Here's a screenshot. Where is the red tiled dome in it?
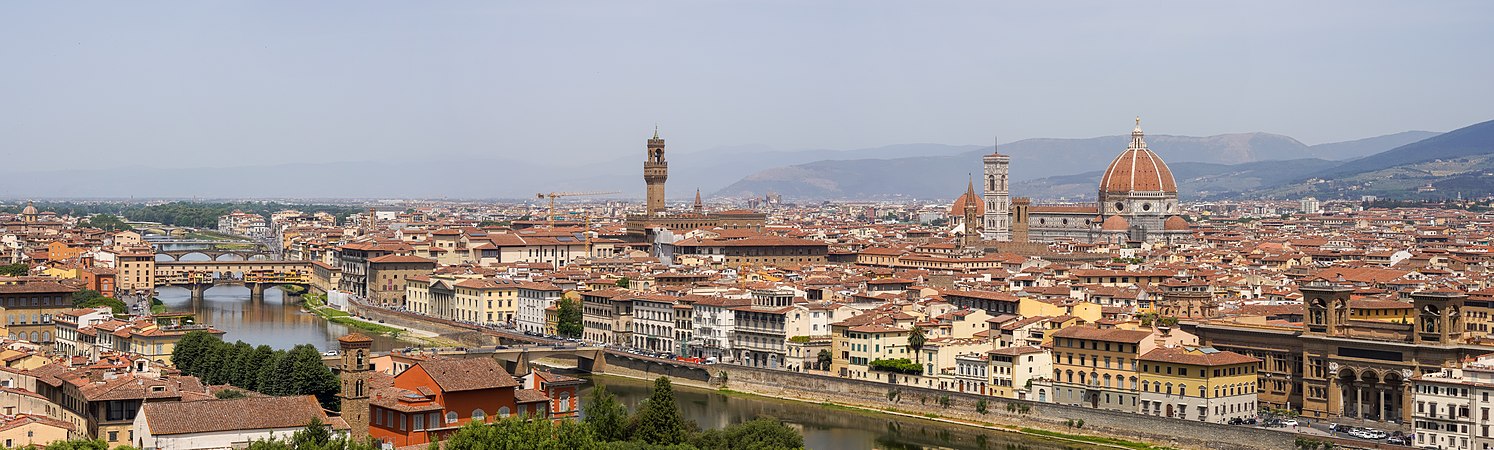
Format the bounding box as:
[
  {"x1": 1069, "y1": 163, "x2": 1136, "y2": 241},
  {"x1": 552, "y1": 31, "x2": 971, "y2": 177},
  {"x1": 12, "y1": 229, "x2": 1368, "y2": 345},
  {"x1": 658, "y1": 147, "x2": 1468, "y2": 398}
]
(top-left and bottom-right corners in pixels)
[
  {"x1": 1164, "y1": 216, "x2": 1191, "y2": 231},
  {"x1": 951, "y1": 191, "x2": 984, "y2": 217},
  {"x1": 1099, "y1": 121, "x2": 1177, "y2": 194},
  {"x1": 1101, "y1": 215, "x2": 1131, "y2": 231}
]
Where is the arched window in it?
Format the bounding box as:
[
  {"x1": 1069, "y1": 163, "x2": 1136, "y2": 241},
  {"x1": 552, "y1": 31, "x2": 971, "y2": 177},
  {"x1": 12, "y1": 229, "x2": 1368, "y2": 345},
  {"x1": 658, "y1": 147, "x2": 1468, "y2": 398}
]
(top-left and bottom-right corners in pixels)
[
  {"x1": 29, "y1": 332, "x2": 37, "y2": 342},
  {"x1": 1179, "y1": 384, "x2": 1187, "y2": 397},
  {"x1": 1165, "y1": 383, "x2": 1173, "y2": 395},
  {"x1": 472, "y1": 409, "x2": 486, "y2": 422},
  {"x1": 355, "y1": 379, "x2": 364, "y2": 397},
  {"x1": 559, "y1": 392, "x2": 572, "y2": 412},
  {"x1": 41, "y1": 331, "x2": 50, "y2": 342},
  {"x1": 356, "y1": 350, "x2": 365, "y2": 368},
  {"x1": 498, "y1": 406, "x2": 511, "y2": 417},
  {"x1": 445, "y1": 411, "x2": 457, "y2": 424}
]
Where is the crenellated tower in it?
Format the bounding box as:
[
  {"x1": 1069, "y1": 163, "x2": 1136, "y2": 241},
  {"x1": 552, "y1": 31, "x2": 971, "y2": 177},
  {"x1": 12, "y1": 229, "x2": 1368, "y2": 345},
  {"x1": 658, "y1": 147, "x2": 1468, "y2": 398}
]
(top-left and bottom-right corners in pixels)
[{"x1": 644, "y1": 127, "x2": 669, "y2": 215}]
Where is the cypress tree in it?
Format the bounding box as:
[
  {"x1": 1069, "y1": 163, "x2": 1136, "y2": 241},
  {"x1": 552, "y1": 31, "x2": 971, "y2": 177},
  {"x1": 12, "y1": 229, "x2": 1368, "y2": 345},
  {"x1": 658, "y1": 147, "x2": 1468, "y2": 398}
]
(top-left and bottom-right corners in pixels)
[{"x1": 630, "y1": 377, "x2": 689, "y2": 445}]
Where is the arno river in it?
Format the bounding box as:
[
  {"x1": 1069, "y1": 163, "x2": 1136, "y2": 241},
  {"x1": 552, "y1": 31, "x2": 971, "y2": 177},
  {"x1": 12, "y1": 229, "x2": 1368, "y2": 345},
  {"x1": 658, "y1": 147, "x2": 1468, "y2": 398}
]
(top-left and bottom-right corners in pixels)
[
  {"x1": 588, "y1": 375, "x2": 1099, "y2": 450},
  {"x1": 156, "y1": 285, "x2": 402, "y2": 352},
  {"x1": 161, "y1": 286, "x2": 1092, "y2": 450}
]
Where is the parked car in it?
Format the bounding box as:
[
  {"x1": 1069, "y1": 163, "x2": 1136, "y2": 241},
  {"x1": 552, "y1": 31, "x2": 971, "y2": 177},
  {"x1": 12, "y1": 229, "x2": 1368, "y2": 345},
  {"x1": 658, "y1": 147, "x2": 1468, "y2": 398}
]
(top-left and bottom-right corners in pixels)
[
  {"x1": 322, "y1": 350, "x2": 339, "y2": 357},
  {"x1": 1281, "y1": 419, "x2": 1299, "y2": 427}
]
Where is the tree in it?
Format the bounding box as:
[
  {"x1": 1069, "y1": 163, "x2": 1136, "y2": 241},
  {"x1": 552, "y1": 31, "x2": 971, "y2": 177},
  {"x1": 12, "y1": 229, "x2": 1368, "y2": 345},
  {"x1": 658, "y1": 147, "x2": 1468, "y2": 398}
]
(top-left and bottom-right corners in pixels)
[
  {"x1": 291, "y1": 418, "x2": 331, "y2": 449},
  {"x1": 215, "y1": 389, "x2": 247, "y2": 399},
  {"x1": 0, "y1": 263, "x2": 31, "y2": 276},
  {"x1": 79, "y1": 214, "x2": 132, "y2": 231},
  {"x1": 223, "y1": 341, "x2": 256, "y2": 387},
  {"x1": 242, "y1": 345, "x2": 276, "y2": 391},
  {"x1": 71, "y1": 289, "x2": 128, "y2": 314},
  {"x1": 816, "y1": 350, "x2": 832, "y2": 371},
  {"x1": 615, "y1": 277, "x2": 631, "y2": 289},
  {"x1": 691, "y1": 416, "x2": 803, "y2": 450},
  {"x1": 256, "y1": 350, "x2": 288, "y2": 396},
  {"x1": 584, "y1": 385, "x2": 630, "y2": 442},
  {"x1": 556, "y1": 298, "x2": 584, "y2": 338},
  {"x1": 171, "y1": 331, "x2": 214, "y2": 374},
  {"x1": 908, "y1": 326, "x2": 927, "y2": 354},
  {"x1": 630, "y1": 377, "x2": 690, "y2": 446},
  {"x1": 45, "y1": 440, "x2": 109, "y2": 450},
  {"x1": 444, "y1": 418, "x2": 603, "y2": 450},
  {"x1": 284, "y1": 344, "x2": 340, "y2": 410}
]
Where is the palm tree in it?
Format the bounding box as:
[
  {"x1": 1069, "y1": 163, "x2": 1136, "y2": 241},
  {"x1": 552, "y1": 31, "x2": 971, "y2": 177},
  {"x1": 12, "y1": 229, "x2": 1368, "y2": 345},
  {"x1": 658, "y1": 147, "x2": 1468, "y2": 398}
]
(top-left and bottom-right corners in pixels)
[{"x1": 909, "y1": 325, "x2": 927, "y2": 354}]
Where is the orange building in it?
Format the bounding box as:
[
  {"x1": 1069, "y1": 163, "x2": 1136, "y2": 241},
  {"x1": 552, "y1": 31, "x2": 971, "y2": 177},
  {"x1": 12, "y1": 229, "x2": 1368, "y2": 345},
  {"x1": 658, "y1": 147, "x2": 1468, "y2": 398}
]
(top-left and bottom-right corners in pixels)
[
  {"x1": 45, "y1": 242, "x2": 85, "y2": 262},
  {"x1": 521, "y1": 370, "x2": 584, "y2": 419},
  {"x1": 368, "y1": 358, "x2": 549, "y2": 447},
  {"x1": 77, "y1": 268, "x2": 117, "y2": 297}
]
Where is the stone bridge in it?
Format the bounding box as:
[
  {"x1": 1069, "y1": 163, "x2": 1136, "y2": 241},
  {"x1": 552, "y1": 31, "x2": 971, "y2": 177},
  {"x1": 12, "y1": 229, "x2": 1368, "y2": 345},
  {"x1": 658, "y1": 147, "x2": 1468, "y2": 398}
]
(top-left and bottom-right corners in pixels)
[
  {"x1": 155, "y1": 261, "x2": 312, "y2": 300},
  {"x1": 326, "y1": 345, "x2": 608, "y2": 376},
  {"x1": 441, "y1": 346, "x2": 608, "y2": 375},
  {"x1": 152, "y1": 241, "x2": 273, "y2": 262}
]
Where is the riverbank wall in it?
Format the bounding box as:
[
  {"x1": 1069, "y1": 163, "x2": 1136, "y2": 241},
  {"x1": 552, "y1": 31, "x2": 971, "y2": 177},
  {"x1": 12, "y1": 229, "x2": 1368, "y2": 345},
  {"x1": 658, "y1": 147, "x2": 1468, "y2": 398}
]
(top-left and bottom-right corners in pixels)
[
  {"x1": 345, "y1": 302, "x2": 498, "y2": 346},
  {"x1": 603, "y1": 355, "x2": 1297, "y2": 450}
]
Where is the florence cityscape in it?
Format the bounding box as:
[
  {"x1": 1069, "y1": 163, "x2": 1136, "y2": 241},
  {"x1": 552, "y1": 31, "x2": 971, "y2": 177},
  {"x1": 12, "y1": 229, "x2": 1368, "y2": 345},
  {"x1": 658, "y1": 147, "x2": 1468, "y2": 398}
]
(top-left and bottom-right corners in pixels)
[{"x1": 3, "y1": 2, "x2": 1494, "y2": 450}]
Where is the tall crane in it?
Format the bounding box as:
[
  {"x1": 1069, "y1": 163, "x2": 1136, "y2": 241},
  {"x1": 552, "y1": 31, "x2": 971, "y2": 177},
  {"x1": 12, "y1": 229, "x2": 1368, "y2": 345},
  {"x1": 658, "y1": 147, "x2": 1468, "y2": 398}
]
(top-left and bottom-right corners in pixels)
[{"x1": 536, "y1": 191, "x2": 619, "y2": 229}]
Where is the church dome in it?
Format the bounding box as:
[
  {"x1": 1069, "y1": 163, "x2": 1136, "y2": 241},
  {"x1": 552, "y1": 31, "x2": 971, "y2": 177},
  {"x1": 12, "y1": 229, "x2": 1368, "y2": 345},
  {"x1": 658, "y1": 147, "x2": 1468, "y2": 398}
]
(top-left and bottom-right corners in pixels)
[
  {"x1": 1164, "y1": 215, "x2": 1191, "y2": 231},
  {"x1": 1099, "y1": 119, "x2": 1177, "y2": 194},
  {"x1": 20, "y1": 201, "x2": 37, "y2": 216},
  {"x1": 951, "y1": 191, "x2": 984, "y2": 217},
  {"x1": 1101, "y1": 215, "x2": 1131, "y2": 231}
]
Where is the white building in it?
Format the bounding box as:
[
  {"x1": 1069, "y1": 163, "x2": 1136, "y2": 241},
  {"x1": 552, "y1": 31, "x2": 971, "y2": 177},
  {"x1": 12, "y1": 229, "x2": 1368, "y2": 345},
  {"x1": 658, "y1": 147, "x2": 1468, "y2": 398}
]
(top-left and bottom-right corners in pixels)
[
  {"x1": 689, "y1": 295, "x2": 750, "y2": 362},
  {"x1": 988, "y1": 345, "x2": 1053, "y2": 401},
  {"x1": 631, "y1": 294, "x2": 678, "y2": 353},
  {"x1": 1300, "y1": 197, "x2": 1321, "y2": 215},
  {"x1": 514, "y1": 283, "x2": 563, "y2": 334},
  {"x1": 1411, "y1": 356, "x2": 1494, "y2": 450}
]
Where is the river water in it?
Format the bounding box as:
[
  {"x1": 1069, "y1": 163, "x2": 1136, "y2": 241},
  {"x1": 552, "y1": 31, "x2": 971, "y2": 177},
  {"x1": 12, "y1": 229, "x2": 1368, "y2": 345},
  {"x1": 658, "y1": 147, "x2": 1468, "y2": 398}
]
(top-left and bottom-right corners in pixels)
[
  {"x1": 585, "y1": 375, "x2": 1096, "y2": 450},
  {"x1": 156, "y1": 286, "x2": 401, "y2": 352},
  {"x1": 159, "y1": 286, "x2": 1086, "y2": 450}
]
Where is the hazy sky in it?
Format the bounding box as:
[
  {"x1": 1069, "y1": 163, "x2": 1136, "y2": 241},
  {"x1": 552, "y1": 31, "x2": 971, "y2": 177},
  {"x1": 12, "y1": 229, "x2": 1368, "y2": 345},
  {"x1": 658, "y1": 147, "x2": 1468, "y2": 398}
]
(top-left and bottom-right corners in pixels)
[{"x1": 3, "y1": 1, "x2": 1492, "y2": 170}]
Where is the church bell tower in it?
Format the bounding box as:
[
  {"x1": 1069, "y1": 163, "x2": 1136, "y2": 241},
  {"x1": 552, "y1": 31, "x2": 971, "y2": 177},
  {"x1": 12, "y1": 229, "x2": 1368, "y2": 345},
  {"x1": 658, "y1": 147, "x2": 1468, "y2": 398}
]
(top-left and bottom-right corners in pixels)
[
  {"x1": 338, "y1": 333, "x2": 374, "y2": 440},
  {"x1": 644, "y1": 127, "x2": 668, "y2": 215},
  {"x1": 982, "y1": 141, "x2": 1010, "y2": 241}
]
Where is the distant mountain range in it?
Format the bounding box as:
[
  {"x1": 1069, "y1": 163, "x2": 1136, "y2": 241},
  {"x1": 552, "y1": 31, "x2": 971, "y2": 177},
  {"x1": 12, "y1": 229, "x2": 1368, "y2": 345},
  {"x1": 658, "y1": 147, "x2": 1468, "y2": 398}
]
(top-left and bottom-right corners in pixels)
[
  {"x1": 2, "y1": 124, "x2": 1477, "y2": 201},
  {"x1": 713, "y1": 130, "x2": 1443, "y2": 200}
]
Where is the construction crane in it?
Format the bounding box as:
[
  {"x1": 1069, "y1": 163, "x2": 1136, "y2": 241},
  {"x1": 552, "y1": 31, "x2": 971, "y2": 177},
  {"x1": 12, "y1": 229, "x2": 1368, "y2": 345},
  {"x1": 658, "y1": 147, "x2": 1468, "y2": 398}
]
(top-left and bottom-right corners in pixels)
[{"x1": 536, "y1": 191, "x2": 619, "y2": 229}]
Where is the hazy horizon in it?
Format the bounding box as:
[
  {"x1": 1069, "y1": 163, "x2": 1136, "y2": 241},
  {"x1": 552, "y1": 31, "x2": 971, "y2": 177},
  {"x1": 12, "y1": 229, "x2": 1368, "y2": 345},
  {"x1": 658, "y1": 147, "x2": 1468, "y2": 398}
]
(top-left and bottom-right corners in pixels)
[{"x1": 2, "y1": 1, "x2": 1492, "y2": 172}]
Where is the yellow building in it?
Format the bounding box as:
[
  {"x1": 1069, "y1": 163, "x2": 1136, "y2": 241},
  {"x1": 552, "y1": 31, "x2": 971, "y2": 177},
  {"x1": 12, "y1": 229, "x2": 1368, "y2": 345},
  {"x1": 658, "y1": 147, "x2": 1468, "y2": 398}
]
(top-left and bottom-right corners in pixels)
[
  {"x1": 1049, "y1": 325, "x2": 1199, "y2": 412},
  {"x1": 1136, "y1": 346, "x2": 1260, "y2": 424},
  {"x1": 1348, "y1": 298, "x2": 1413, "y2": 323},
  {"x1": 0, "y1": 415, "x2": 74, "y2": 448},
  {"x1": 837, "y1": 324, "x2": 913, "y2": 381}
]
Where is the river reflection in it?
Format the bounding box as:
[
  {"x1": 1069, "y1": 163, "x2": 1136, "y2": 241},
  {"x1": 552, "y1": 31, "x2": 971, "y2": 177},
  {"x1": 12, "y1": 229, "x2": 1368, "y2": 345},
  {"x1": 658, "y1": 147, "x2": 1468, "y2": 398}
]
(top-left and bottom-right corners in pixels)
[
  {"x1": 584, "y1": 375, "x2": 1097, "y2": 450},
  {"x1": 156, "y1": 286, "x2": 400, "y2": 352}
]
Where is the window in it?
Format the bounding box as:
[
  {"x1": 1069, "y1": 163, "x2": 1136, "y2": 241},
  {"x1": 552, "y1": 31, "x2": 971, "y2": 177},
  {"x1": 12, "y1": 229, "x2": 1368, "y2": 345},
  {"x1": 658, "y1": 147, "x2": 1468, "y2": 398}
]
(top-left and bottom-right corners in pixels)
[
  {"x1": 498, "y1": 406, "x2": 511, "y2": 417},
  {"x1": 446, "y1": 411, "x2": 458, "y2": 424},
  {"x1": 414, "y1": 413, "x2": 425, "y2": 431},
  {"x1": 473, "y1": 409, "x2": 486, "y2": 422}
]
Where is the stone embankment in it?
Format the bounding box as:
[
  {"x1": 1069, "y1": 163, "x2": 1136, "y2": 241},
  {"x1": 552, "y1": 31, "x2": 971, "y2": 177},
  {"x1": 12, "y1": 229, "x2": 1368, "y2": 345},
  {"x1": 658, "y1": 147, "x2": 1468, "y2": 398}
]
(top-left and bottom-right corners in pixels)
[{"x1": 603, "y1": 356, "x2": 1299, "y2": 450}]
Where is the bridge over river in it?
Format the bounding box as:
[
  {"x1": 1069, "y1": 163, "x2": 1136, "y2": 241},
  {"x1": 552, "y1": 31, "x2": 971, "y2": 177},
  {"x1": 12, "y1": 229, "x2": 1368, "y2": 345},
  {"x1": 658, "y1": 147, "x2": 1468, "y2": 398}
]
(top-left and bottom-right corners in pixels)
[{"x1": 154, "y1": 260, "x2": 312, "y2": 301}]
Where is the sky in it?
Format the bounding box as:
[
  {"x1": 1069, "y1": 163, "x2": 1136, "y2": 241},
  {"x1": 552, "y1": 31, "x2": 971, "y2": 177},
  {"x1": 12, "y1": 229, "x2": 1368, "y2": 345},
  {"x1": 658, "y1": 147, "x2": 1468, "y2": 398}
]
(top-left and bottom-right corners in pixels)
[{"x1": 2, "y1": 1, "x2": 1492, "y2": 171}]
